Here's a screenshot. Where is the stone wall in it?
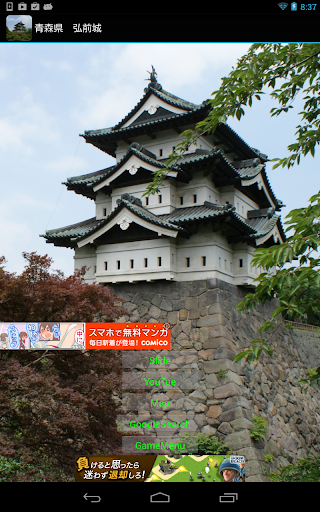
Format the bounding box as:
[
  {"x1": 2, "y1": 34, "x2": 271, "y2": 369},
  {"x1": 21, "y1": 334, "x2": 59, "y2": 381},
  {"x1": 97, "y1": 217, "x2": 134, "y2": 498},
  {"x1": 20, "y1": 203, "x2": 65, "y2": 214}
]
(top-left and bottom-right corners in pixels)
[{"x1": 110, "y1": 278, "x2": 320, "y2": 482}]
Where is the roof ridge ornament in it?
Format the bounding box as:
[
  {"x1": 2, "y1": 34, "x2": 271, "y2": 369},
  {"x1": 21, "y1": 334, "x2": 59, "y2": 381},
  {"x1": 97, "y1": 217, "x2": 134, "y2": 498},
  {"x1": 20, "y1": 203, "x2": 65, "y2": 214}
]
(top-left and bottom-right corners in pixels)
[{"x1": 145, "y1": 65, "x2": 162, "y2": 91}]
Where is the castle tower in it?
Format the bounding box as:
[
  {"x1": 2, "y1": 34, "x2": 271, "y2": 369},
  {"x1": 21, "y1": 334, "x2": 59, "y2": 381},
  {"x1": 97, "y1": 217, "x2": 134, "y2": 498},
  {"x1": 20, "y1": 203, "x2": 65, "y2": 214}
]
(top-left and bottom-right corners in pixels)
[{"x1": 41, "y1": 69, "x2": 285, "y2": 286}]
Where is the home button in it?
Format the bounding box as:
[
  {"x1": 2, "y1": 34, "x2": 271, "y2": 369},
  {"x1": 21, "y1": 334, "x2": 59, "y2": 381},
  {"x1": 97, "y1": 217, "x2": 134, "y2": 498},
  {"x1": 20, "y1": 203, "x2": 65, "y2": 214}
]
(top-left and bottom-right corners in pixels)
[{"x1": 150, "y1": 492, "x2": 170, "y2": 503}]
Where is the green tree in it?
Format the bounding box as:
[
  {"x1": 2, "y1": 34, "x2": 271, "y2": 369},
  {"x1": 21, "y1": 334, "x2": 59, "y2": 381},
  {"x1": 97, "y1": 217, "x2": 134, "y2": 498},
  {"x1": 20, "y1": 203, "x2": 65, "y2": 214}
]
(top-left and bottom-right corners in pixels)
[
  {"x1": 269, "y1": 455, "x2": 320, "y2": 482},
  {"x1": 147, "y1": 43, "x2": 320, "y2": 387}
]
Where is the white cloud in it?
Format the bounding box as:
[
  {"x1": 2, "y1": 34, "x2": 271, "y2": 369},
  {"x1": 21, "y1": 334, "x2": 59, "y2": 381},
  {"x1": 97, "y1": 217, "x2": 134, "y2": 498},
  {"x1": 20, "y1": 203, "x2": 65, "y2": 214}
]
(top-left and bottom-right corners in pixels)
[
  {"x1": 74, "y1": 43, "x2": 252, "y2": 128},
  {"x1": 6, "y1": 14, "x2": 32, "y2": 30}
]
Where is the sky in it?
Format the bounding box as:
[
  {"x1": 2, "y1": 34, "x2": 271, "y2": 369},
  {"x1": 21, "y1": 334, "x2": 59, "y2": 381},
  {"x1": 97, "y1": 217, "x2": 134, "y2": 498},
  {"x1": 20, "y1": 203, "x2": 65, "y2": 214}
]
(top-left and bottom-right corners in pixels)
[
  {"x1": 6, "y1": 15, "x2": 32, "y2": 30},
  {"x1": 0, "y1": 42, "x2": 319, "y2": 277}
]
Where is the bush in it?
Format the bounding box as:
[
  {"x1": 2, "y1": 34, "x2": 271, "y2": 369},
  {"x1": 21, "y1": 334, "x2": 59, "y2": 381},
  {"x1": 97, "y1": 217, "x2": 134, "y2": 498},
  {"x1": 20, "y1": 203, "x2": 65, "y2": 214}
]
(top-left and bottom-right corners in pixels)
[
  {"x1": 269, "y1": 455, "x2": 320, "y2": 482},
  {"x1": 250, "y1": 416, "x2": 268, "y2": 441}
]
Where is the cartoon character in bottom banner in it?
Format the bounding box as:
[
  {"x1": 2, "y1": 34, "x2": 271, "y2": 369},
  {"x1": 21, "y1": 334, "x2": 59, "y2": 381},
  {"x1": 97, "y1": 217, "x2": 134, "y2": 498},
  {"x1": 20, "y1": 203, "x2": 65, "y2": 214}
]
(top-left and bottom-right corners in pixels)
[{"x1": 219, "y1": 459, "x2": 242, "y2": 482}]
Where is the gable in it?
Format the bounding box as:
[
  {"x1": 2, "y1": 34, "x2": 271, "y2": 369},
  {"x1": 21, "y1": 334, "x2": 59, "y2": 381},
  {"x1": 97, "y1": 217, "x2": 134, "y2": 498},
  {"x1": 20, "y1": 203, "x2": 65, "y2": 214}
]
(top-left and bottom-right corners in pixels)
[
  {"x1": 77, "y1": 205, "x2": 180, "y2": 248},
  {"x1": 121, "y1": 93, "x2": 189, "y2": 128},
  {"x1": 93, "y1": 153, "x2": 178, "y2": 192}
]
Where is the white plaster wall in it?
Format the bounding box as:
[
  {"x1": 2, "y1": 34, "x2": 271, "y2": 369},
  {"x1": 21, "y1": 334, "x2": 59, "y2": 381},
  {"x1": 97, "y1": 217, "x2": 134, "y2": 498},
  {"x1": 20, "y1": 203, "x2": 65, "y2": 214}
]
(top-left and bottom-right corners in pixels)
[
  {"x1": 95, "y1": 192, "x2": 112, "y2": 219},
  {"x1": 74, "y1": 246, "x2": 97, "y2": 283}
]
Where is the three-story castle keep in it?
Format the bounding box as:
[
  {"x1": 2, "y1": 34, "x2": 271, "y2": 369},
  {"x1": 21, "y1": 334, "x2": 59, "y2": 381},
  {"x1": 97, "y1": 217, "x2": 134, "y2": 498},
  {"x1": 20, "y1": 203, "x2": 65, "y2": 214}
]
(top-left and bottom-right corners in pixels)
[{"x1": 42, "y1": 69, "x2": 285, "y2": 285}]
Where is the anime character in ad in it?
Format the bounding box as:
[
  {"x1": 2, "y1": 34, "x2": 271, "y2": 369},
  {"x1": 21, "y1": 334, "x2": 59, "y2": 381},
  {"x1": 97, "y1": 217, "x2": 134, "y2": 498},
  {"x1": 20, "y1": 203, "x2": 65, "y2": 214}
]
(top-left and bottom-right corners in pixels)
[{"x1": 0, "y1": 323, "x2": 85, "y2": 349}]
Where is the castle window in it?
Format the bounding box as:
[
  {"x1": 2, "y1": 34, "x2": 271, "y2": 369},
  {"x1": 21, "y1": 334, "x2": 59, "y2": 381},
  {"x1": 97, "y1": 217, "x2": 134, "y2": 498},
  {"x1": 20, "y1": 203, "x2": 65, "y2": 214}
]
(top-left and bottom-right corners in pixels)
[
  {"x1": 172, "y1": 146, "x2": 176, "y2": 153},
  {"x1": 103, "y1": 208, "x2": 107, "y2": 217},
  {"x1": 158, "y1": 195, "x2": 162, "y2": 204},
  {"x1": 180, "y1": 196, "x2": 184, "y2": 206},
  {"x1": 144, "y1": 258, "x2": 148, "y2": 268},
  {"x1": 158, "y1": 257, "x2": 162, "y2": 267},
  {"x1": 202, "y1": 256, "x2": 206, "y2": 266},
  {"x1": 104, "y1": 262, "x2": 108, "y2": 271},
  {"x1": 117, "y1": 260, "x2": 120, "y2": 270},
  {"x1": 145, "y1": 197, "x2": 149, "y2": 206},
  {"x1": 239, "y1": 259, "x2": 243, "y2": 268},
  {"x1": 159, "y1": 149, "x2": 163, "y2": 157},
  {"x1": 130, "y1": 259, "x2": 134, "y2": 269},
  {"x1": 193, "y1": 194, "x2": 197, "y2": 204},
  {"x1": 186, "y1": 257, "x2": 190, "y2": 267}
]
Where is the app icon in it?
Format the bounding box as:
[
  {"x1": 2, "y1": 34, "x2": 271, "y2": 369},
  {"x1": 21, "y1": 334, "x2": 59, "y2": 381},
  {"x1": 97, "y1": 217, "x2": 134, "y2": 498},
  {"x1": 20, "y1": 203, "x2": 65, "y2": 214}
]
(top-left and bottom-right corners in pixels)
[
  {"x1": 291, "y1": 2, "x2": 297, "y2": 9},
  {"x1": 6, "y1": 2, "x2": 14, "y2": 10},
  {"x1": 18, "y1": 2, "x2": 27, "y2": 9},
  {"x1": 31, "y1": 2, "x2": 40, "y2": 9}
]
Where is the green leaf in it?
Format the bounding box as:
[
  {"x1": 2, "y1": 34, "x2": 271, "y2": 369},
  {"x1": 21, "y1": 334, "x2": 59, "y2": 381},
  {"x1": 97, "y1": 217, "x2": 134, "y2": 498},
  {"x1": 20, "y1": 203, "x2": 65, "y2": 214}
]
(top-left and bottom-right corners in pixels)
[{"x1": 233, "y1": 350, "x2": 251, "y2": 363}]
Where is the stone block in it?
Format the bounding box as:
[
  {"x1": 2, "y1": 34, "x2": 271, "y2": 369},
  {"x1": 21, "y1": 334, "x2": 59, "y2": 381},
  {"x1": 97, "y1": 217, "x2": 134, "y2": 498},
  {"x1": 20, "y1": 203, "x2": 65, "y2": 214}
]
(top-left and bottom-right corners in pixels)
[
  {"x1": 214, "y1": 347, "x2": 236, "y2": 360},
  {"x1": 179, "y1": 309, "x2": 188, "y2": 320},
  {"x1": 167, "y1": 311, "x2": 178, "y2": 325},
  {"x1": 218, "y1": 422, "x2": 234, "y2": 435},
  {"x1": 189, "y1": 309, "x2": 201, "y2": 320},
  {"x1": 171, "y1": 323, "x2": 182, "y2": 337},
  {"x1": 204, "y1": 358, "x2": 237, "y2": 374},
  {"x1": 159, "y1": 299, "x2": 173, "y2": 312},
  {"x1": 222, "y1": 396, "x2": 251, "y2": 411},
  {"x1": 194, "y1": 413, "x2": 206, "y2": 426},
  {"x1": 224, "y1": 430, "x2": 252, "y2": 451},
  {"x1": 151, "y1": 293, "x2": 162, "y2": 307},
  {"x1": 214, "y1": 382, "x2": 241, "y2": 399},
  {"x1": 201, "y1": 425, "x2": 217, "y2": 435},
  {"x1": 167, "y1": 410, "x2": 187, "y2": 423},
  {"x1": 203, "y1": 336, "x2": 236, "y2": 351},
  {"x1": 175, "y1": 332, "x2": 193, "y2": 348},
  {"x1": 223, "y1": 371, "x2": 243, "y2": 387},
  {"x1": 207, "y1": 405, "x2": 222, "y2": 419},
  {"x1": 198, "y1": 349, "x2": 214, "y2": 361},
  {"x1": 148, "y1": 305, "x2": 161, "y2": 319},
  {"x1": 218, "y1": 407, "x2": 244, "y2": 423},
  {"x1": 205, "y1": 374, "x2": 219, "y2": 387},
  {"x1": 230, "y1": 418, "x2": 252, "y2": 431},
  {"x1": 198, "y1": 289, "x2": 221, "y2": 308},
  {"x1": 185, "y1": 297, "x2": 199, "y2": 310},
  {"x1": 208, "y1": 302, "x2": 223, "y2": 315},
  {"x1": 188, "y1": 390, "x2": 207, "y2": 404},
  {"x1": 197, "y1": 314, "x2": 226, "y2": 327}
]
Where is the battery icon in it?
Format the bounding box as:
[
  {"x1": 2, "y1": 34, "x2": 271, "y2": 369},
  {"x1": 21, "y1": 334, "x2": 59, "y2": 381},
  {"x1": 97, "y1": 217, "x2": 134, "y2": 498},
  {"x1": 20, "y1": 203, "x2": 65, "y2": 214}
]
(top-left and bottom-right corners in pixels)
[{"x1": 291, "y1": 2, "x2": 298, "y2": 9}]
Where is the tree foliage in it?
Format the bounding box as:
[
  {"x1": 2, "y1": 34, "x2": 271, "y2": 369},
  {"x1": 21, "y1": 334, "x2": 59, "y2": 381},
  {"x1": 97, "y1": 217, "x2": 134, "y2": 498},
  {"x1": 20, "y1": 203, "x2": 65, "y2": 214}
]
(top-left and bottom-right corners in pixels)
[
  {"x1": 0, "y1": 252, "x2": 126, "y2": 481},
  {"x1": 6, "y1": 22, "x2": 32, "y2": 42},
  {"x1": 0, "y1": 251, "x2": 125, "y2": 322},
  {"x1": 269, "y1": 455, "x2": 320, "y2": 482}
]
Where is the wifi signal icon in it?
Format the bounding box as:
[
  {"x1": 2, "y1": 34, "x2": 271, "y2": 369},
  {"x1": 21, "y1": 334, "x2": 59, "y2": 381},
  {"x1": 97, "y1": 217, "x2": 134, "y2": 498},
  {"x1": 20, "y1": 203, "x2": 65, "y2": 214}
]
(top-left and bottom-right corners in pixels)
[{"x1": 278, "y1": 2, "x2": 288, "y2": 8}]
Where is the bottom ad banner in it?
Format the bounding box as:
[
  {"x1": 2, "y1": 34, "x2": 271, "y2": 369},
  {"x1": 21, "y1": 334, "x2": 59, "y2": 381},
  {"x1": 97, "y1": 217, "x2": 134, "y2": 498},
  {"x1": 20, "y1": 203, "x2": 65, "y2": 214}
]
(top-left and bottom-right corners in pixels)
[{"x1": 75, "y1": 454, "x2": 246, "y2": 482}]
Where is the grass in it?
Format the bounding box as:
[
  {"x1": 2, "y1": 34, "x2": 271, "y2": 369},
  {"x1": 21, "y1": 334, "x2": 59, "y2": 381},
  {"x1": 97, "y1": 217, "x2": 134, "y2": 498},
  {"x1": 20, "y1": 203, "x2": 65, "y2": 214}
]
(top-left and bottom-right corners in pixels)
[{"x1": 148, "y1": 454, "x2": 225, "y2": 482}]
